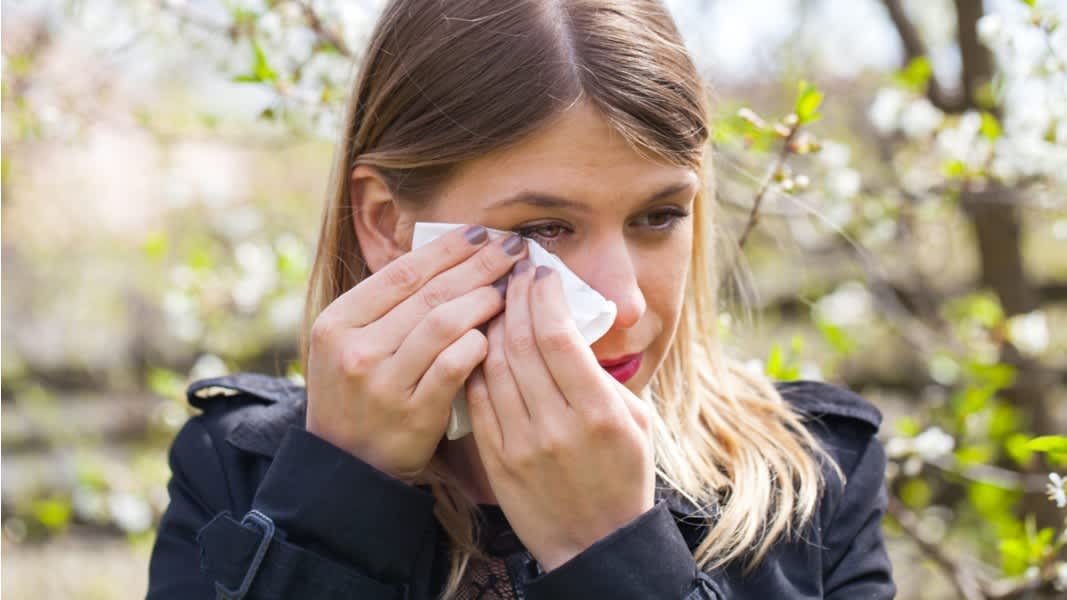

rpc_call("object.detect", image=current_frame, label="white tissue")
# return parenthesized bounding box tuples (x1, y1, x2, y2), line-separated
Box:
(411, 222, 617, 440)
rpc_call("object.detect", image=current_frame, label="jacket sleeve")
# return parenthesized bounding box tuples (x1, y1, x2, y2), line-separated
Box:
(522, 501, 727, 600)
(821, 431, 896, 599)
(147, 419, 437, 599)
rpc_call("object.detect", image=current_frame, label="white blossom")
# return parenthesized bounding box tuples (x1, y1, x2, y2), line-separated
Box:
(977, 14, 1004, 46)
(1048, 473, 1067, 508)
(885, 436, 912, 459)
(1008, 311, 1050, 356)
(869, 88, 906, 134)
(109, 492, 153, 533)
(913, 426, 955, 462)
(900, 97, 945, 139)
(814, 281, 872, 326)
(827, 168, 862, 199)
(189, 353, 228, 381)
(1055, 561, 1067, 592)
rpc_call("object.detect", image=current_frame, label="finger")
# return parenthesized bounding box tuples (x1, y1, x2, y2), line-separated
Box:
(328, 224, 490, 329)
(368, 232, 526, 350)
(607, 375, 653, 434)
(388, 285, 505, 390)
(483, 314, 532, 441)
(504, 260, 567, 425)
(410, 328, 488, 430)
(465, 365, 504, 461)
(529, 265, 617, 418)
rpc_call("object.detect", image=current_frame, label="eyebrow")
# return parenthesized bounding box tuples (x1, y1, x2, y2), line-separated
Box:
(483, 181, 695, 213)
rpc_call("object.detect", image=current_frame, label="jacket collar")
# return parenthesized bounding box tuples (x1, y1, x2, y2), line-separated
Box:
(186, 373, 711, 521)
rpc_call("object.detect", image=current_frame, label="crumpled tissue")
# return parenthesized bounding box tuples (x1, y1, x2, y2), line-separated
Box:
(411, 222, 617, 440)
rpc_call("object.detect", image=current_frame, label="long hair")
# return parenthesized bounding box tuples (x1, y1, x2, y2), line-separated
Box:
(299, 1, 840, 596)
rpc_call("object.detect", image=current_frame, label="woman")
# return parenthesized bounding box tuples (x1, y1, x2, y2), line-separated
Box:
(147, 0, 895, 598)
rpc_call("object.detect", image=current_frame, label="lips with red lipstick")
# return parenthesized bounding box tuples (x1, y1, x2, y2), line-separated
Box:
(598, 352, 643, 383)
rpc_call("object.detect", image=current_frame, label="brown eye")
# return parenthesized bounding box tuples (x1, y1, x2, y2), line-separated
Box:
(532, 223, 565, 239)
(634, 208, 689, 230)
(516, 222, 570, 248)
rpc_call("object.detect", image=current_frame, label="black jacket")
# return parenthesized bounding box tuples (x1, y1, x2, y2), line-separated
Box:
(147, 372, 895, 599)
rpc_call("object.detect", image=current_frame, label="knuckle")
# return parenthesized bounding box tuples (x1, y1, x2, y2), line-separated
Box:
(536, 429, 569, 457)
(385, 261, 422, 294)
(504, 442, 537, 470)
(341, 346, 377, 377)
(310, 315, 340, 345)
(483, 355, 511, 379)
(418, 282, 451, 312)
(585, 410, 624, 437)
(436, 352, 470, 383)
(538, 328, 577, 354)
(507, 331, 539, 356)
(473, 247, 499, 278)
(424, 308, 456, 339)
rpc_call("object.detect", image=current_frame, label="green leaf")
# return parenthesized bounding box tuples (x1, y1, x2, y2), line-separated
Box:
(232, 37, 278, 84)
(999, 538, 1028, 576)
(795, 81, 824, 125)
(895, 416, 922, 437)
(816, 319, 856, 356)
(980, 112, 1002, 141)
(142, 231, 168, 262)
(1004, 433, 1033, 467)
(964, 361, 1016, 390)
(941, 159, 967, 178)
(31, 497, 72, 531)
(764, 342, 801, 381)
(251, 38, 278, 83)
(147, 367, 184, 401)
(894, 57, 933, 93)
(1026, 435, 1067, 453)
(900, 478, 931, 509)
(1026, 435, 1067, 465)
(956, 444, 995, 466)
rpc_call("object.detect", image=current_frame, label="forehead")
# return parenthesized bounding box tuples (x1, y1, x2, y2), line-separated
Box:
(437, 101, 696, 210)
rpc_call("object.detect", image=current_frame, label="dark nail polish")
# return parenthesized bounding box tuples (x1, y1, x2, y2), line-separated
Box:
(535, 266, 553, 280)
(502, 233, 524, 256)
(513, 259, 532, 275)
(491, 275, 509, 297)
(465, 225, 488, 245)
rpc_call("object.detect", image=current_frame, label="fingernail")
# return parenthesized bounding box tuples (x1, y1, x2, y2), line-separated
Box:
(535, 266, 553, 280)
(513, 259, 532, 275)
(491, 275, 509, 297)
(502, 233, 524, 256)
(464, 225, 488, 245)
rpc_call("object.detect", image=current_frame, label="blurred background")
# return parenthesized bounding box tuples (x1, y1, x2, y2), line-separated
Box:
(2, 0, 1065, 597)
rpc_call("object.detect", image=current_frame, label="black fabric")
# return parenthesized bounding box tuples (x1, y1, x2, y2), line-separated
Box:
(146, 372, 896, 599)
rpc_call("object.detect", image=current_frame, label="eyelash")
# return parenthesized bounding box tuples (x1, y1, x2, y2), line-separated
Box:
(515, 207, 691, 249)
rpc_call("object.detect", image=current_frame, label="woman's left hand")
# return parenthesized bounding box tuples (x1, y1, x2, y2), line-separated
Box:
(464, 260, 656, 572)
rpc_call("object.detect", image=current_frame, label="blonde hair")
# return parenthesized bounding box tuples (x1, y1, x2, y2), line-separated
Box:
(299, 0, 841, 596)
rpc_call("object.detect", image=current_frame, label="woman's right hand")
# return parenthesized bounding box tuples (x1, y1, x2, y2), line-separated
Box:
(305, 224, 527, 482)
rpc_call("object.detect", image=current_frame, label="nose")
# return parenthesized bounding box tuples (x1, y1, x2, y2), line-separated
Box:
(573, 237, 646, 330)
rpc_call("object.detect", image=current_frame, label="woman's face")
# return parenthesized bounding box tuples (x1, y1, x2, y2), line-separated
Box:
(413, 100, 699, 394)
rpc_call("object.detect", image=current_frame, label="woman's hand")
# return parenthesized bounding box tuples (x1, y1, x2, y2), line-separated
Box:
(305, 225, 527, 481)
(464, 260, 656, 572)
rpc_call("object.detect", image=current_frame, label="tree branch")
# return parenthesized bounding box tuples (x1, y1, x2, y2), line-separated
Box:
(736, 121, 800, 249)
(880, 0, 966, 112)
(887, 496, 987, 600)
(298, 0, 353, 58)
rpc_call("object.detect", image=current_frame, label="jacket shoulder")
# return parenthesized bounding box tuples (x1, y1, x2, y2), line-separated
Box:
(186, 372, 306, 410)
(775, 379, 882, 433)
(182, 372, 307, 458)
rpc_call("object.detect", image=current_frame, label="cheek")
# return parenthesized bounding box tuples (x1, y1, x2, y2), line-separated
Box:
(640, 239, 691, 312)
